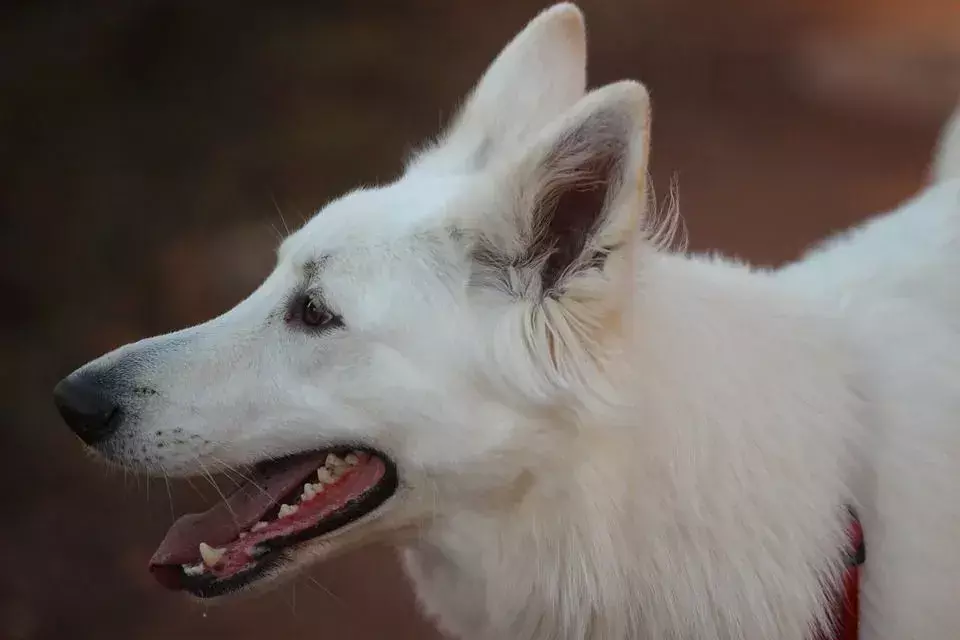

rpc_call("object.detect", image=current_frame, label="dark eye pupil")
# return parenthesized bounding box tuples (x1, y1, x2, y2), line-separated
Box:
(302, 299, 329, 326)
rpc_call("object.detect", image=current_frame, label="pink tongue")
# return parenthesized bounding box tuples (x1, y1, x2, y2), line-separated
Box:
(150, 453, 327, 566)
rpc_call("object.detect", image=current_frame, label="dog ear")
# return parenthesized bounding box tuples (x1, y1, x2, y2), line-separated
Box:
(472, 81, 651, 395)
(411, 3, 586, 173)
(475, 81, 651, 299)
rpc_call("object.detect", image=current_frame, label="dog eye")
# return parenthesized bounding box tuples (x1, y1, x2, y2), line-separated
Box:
(298, 297, 343, 330)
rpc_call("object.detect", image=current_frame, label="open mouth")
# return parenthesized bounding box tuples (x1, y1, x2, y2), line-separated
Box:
(149, 447, 398, 598)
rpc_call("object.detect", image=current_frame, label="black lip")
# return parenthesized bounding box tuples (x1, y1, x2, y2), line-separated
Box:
(171, 451, 399, 599)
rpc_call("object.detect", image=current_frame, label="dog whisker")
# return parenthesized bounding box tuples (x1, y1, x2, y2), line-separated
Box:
(194, 456, 239, 527)
(161, 469, 176, 524)
(207, 455, 274, 504)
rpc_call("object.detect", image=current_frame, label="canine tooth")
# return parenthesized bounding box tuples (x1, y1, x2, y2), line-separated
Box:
(316, 467, 335, 484)
(239, 532, 248, 539)
(183, 563, 205, 576)
(199, 542, 225, 567)
(325, 453, 345, 468)
(251, 521, 269, 532)
(278, 503, 299, 518)
(344, 452, 360, 466)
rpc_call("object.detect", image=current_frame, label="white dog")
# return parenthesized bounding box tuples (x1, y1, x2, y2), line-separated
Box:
(54, 4, 960, 639)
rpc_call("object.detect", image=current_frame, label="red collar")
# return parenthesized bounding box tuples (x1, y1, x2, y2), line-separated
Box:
(823, 509, 865, 640)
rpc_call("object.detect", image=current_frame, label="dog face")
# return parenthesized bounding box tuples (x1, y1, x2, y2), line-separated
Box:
(53, 3, 651, 598)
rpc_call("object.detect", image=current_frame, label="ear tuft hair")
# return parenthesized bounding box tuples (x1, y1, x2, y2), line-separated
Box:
(469, 82, 649, 302)
(529, 108, 632, 293)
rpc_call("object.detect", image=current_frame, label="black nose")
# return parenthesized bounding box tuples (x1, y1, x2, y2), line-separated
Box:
(53, 374, 121, 445)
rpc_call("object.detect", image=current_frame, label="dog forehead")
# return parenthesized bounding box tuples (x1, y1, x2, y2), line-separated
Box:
(279, 176, 470, 268)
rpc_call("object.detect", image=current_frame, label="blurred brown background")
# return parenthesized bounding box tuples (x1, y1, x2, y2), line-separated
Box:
(3, 1, 959, 638)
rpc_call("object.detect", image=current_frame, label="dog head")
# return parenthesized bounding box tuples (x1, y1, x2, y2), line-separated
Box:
(53, 3, 652, 598)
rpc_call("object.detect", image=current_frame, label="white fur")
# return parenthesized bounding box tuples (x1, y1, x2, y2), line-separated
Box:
(68, 4, 960, 638)
(933, 98, 960, 181)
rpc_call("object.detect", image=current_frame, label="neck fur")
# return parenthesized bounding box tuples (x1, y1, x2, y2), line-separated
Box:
(406, 249, 866, 640)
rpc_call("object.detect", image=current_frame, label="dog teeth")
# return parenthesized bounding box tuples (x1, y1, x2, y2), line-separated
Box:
(316, 467, 335, 484)
(325, 453, 346, 469)
(278, 503, 299, 518)
(199, 542, 225, 567)
(251, 521, 269, 532)
(344, 452, 360, 466)
(303, 482, 326, 501)
(182, 562, 205, 576)
(238, 532, 248, 539)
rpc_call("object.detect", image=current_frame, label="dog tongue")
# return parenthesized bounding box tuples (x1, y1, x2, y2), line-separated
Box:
(150, 453, 327, 567)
